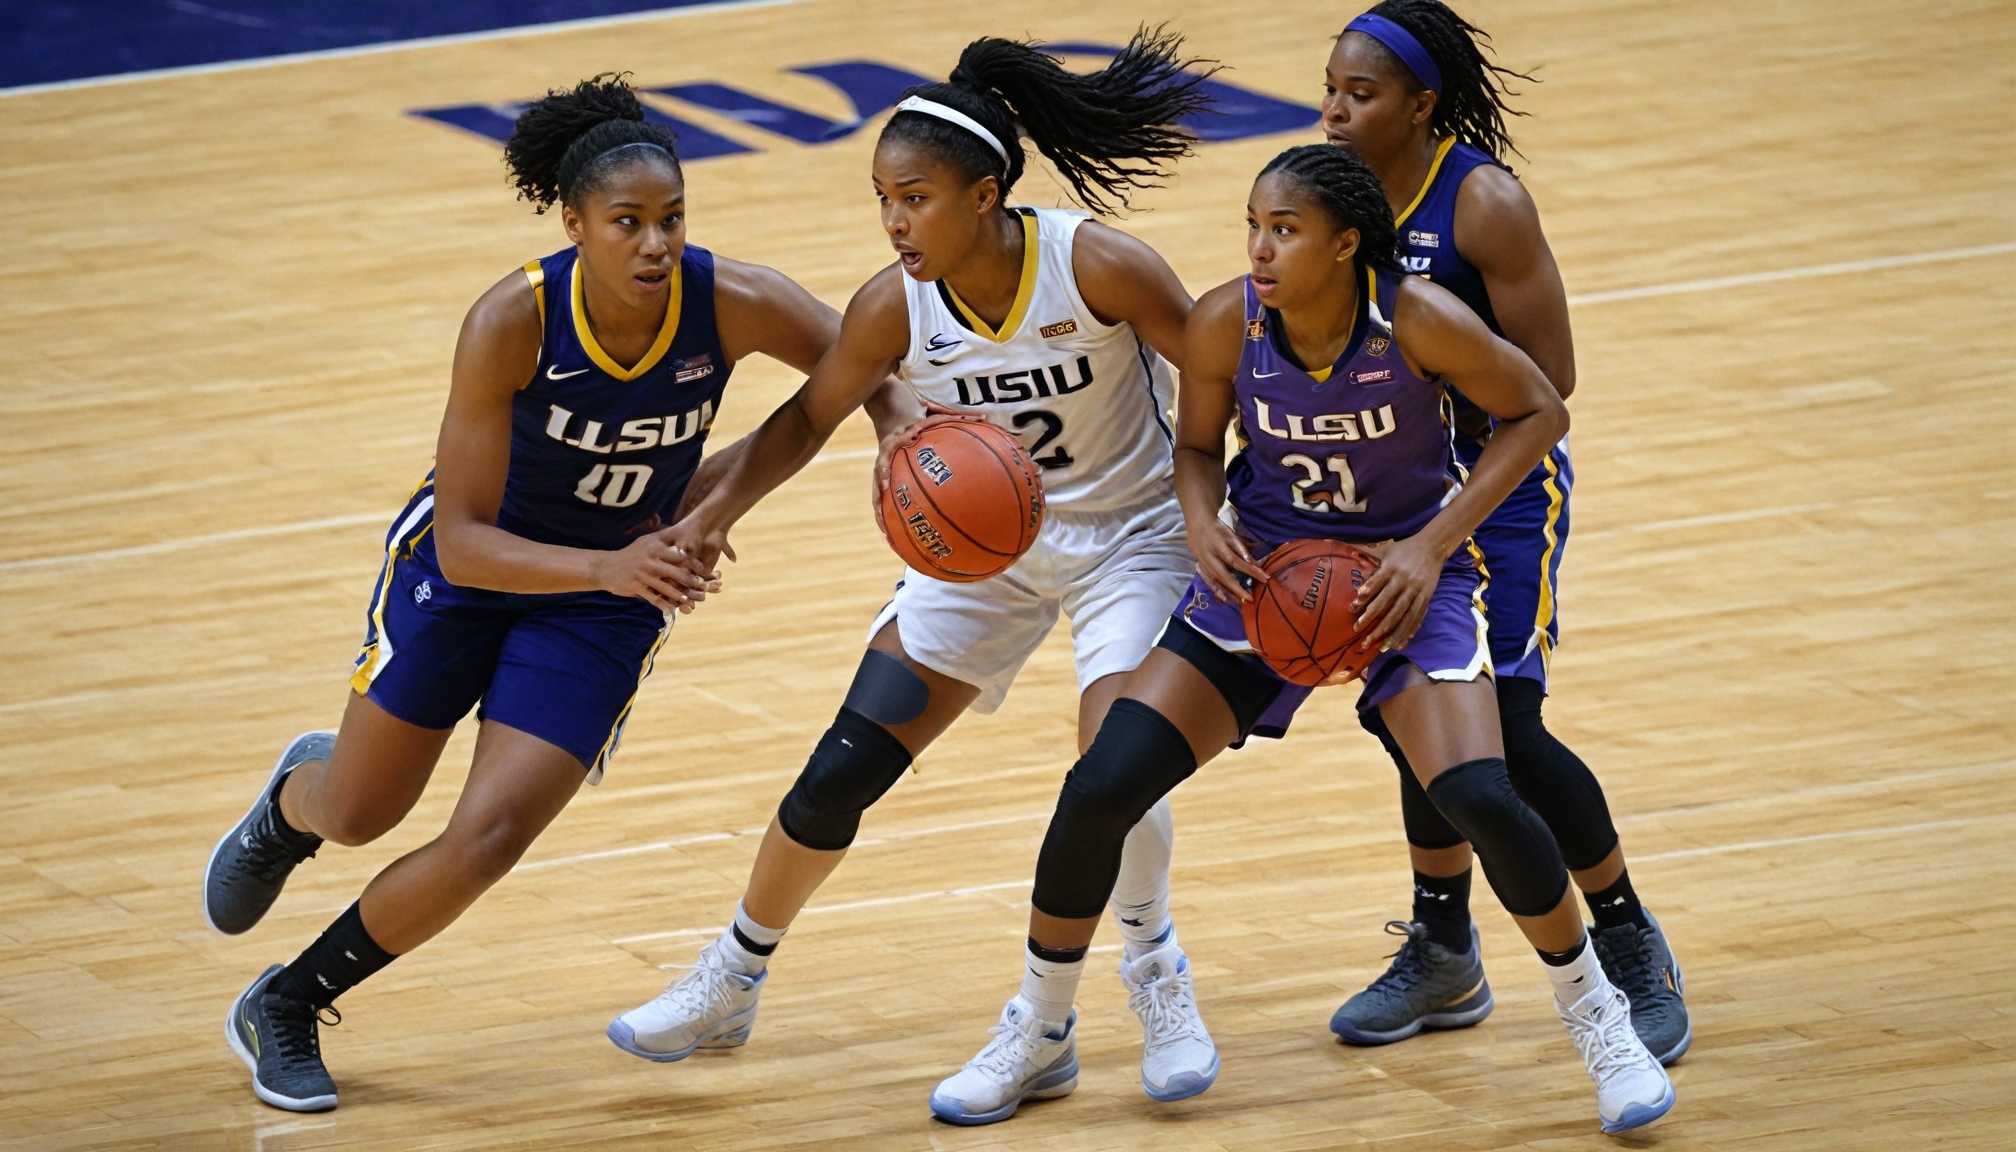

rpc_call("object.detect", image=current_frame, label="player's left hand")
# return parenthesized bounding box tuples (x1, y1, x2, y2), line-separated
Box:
(1351, 536, 1441, 653)
(657, 515, 735, 598)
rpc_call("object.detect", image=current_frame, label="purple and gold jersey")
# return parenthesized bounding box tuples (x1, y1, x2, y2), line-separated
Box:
(1224, 269, 1455, 546)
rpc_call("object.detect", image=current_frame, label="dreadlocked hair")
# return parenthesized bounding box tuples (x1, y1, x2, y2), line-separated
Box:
(1360, 0, 1534, 163)
(504, 73, 681, 214)
(1259, 145, 1401, 276)
(881, 25, 1218, 215)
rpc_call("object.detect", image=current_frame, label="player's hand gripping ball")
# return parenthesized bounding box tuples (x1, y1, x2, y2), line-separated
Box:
(1241, 539, 1383, 686)
(875, 415, 1045, 582)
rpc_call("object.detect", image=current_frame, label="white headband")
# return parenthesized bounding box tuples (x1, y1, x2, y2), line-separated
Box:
(894, 95, 1011, 167)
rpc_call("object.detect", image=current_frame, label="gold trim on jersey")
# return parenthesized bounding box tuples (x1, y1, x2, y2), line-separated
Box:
(570, 257, 682, 381)
(1395, 136, 1459, 228)
(944, 211, 1039, 343)
(586, 616, 673, 785)
(523, 260, 547, 328)
(349, 497, 437, 695)
(1531, 450, 1567, 668)
(1308, 364, 1334, 383)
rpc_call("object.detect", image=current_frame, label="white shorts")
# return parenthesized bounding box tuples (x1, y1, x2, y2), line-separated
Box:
(868, 494, 1195, 713)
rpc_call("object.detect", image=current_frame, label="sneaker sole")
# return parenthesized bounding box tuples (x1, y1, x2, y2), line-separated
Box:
(202, 732, 330, 936)
(1143, 1050, 1219, 1103)
(1330, 980, 1495, 1046)
(224, 966, 337, 1113)
(1601, 1080, 1676, 1134)
(606, 1008, 757, 1063)
(929, 1059, 1079, 1126)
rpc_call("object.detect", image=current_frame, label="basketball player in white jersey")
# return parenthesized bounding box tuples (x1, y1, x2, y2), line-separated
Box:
(605, 31, 1222, 1116)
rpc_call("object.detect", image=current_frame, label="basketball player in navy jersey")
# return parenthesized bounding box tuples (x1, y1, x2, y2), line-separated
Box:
(610, 31, 1228, 1114)
(945, 146, 1675, 1132)
(199, 75, 861, 1112)
(1320, 1, 1689, 1062)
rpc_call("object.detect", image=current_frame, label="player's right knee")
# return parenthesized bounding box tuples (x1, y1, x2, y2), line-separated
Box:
(1032, 699, 1198, 919)
(1424, 757, 1568, 917)
(776, 709, 914, 851)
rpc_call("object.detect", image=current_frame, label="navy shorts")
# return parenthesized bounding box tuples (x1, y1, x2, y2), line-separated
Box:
(1461, 438, 1572, 688)
(348, 492, 670, 782)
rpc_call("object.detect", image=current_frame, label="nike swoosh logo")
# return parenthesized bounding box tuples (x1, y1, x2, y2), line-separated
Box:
(1253, 370, 1282, 379)
(547, 365, 591, 380)
(924, 334, 961, 352)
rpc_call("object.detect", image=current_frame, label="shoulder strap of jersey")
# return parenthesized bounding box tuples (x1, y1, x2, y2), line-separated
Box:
(522, 259, 546, 329)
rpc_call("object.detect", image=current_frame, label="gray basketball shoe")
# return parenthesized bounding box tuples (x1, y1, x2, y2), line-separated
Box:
(1591, 909, 1692, 1065)
(1330, 920, 1494, 1045)
(203, 731, 331, 934)
(226, 964, 339, 1112)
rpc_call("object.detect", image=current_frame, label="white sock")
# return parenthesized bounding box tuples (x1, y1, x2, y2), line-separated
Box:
(1019, 943, 1085, 1027)
(720, 901, 787, 976)
(1111, 797, 1176, 961)
(1541, 934, 1607, 1008)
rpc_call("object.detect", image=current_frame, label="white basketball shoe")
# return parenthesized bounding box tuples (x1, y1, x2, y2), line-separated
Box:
(1557, 981, 1676, 1132)
(607, 935, 765, 1062)
(928, 995, 1078, 1125)
(1120, 942, 1219, 1101)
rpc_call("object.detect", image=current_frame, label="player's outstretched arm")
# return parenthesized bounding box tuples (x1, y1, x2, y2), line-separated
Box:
(1071, 220, 1194, 370)
(1174, 279, 1268, 603)
(1352, 276, 1568, 649)
(430, 272, 715, 613)
(666, 264, 911, 569)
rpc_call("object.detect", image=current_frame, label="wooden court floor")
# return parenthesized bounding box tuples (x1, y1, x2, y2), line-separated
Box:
(2, 1, 2012, 1148)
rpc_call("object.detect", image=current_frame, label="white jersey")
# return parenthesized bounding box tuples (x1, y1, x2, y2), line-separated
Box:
(899, 207, 1177, 512)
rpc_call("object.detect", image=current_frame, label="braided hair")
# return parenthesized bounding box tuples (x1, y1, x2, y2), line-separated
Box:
(1258, 144, 1401, 276)
(504, 73, 681, 214)
(881, 26, 1217, 215)
(1358, 0, 1534, 163)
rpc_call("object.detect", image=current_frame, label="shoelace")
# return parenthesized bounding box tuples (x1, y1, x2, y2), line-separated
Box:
(1128, 968, 1208, 1052)
(652, 946, 741, 1021)
(969, 1016, 1052, 1079)
(1368, 921, 1432, 995)
(233, 806, 319, 884)
(263, 996, 338, 1066)
(1565, 991, 1648, 1080)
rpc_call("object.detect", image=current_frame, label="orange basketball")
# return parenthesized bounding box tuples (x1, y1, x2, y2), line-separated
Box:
(1241, 539, 1383, 686)
(875, 415, 1045, 582)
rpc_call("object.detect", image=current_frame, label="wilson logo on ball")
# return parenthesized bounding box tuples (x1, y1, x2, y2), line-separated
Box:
(916, 446, 954, 485)
(874, 415, 1046, 583)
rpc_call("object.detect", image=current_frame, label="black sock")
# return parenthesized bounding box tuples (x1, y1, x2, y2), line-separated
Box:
(275, 901, 398, 1009)
(1537, 933, 1589, 966)
(1412, 868, 1474, 952)
(1027, 936, 1088, 964)
(1584, 866, 1649, 931)
(730, 924, 777, 957)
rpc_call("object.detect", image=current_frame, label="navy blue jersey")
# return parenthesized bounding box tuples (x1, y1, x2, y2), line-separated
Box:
(1225, 269, 1456, 546)
(1395, 137, 1503, 337)
(495, 244, 732, 550)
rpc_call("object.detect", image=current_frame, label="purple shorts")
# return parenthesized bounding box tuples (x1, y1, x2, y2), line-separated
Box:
(1170, 545, 1492, 738)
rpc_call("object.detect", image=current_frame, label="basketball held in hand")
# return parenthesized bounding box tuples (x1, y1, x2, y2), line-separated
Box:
(876, 415, 1045, 583)
(1241, 539, 1382, 686)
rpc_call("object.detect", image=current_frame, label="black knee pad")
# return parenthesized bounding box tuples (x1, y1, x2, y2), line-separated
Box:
(1360, 708, 1466, 851)
(1496, 677, 1619, 871)
(1031, 699, 1197, 919)
(1425, 757, 1569, 918)
(776, 708, 913, 851)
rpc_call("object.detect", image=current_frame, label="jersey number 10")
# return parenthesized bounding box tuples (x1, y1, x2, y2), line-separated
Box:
(575, 464, 653, 508)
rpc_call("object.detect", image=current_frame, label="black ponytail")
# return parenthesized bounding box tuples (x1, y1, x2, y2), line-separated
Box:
(504, 73, 682, 213)
(882, 26, 1217, 215)
(1361, 0, 1534, 163)
(1259, 144, 1401, 276)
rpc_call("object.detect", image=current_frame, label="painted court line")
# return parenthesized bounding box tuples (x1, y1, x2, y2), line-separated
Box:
(0, 1, 799, 98)
(1564, 241, 2016, 305)
(619, 815, 2004, 952)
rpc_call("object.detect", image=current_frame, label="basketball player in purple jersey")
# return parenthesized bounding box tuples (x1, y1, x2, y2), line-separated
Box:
(939, 145, 1673, 1133)
(1321, 1, 1689, 1062)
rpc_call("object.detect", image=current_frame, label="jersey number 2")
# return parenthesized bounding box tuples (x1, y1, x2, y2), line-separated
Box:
(575, 464, 652, 508)
(1281, 452, 1368, 514)
(1012, 411, 1074, 470)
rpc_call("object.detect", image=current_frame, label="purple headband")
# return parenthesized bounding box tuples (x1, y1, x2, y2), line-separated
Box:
(1344, 13, 1443, 96)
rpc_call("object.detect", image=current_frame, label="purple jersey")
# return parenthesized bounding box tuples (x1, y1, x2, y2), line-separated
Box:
(1224, 270, 1455, 546)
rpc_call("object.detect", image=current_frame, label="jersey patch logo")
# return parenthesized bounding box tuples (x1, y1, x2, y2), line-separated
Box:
(1039, 318, 1078, 339)
(672, 353, 714, 385)
(1352, 368, 1394, 384)
(1366, 336, 1390, 358)
(1246, 319, 1267, 340)
(1407, 230, 1440, 248)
